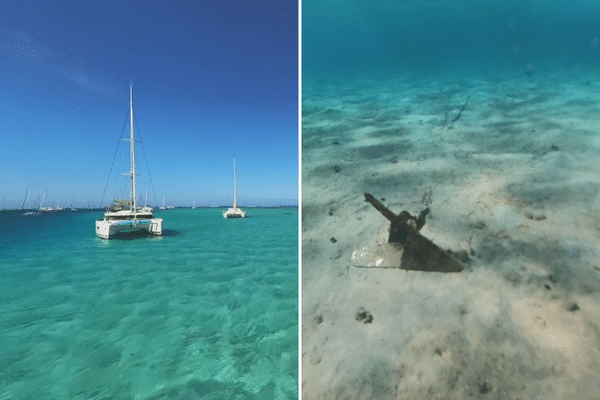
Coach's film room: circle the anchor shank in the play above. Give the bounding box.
[364,193,401,224]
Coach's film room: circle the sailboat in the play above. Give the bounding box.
[24,191,45,215]
[223,158,246,218]
[160,197,167,210]
[192,199,196,209]
[54,198,63,211]
[22,190,42,216]
[39,189,53,212]
[70,195,77,211]
[38,190,62,212]
[21,189,30,210]
[95,83,163,239]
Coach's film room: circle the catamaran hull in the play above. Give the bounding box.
[223,208,246,218]
[95,218,163,239]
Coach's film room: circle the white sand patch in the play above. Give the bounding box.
[303,73,600,399]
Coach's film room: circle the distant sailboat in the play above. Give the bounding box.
[160,197,174,209]
[22,189,30,210]
[21,189,41,215]
[54,198,63,211]
[223,158,246,218]
[95,82,163,239]
[23,192,42,215]
[39,190,62,212]
[192,199,196,209]
[70,195,77,211]
[39,189,53,212]
[23,190,46,215]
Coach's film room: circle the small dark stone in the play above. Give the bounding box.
[328,208,334,216]
[568,303,580,312]
[356,308,373,324]
[472,221,486,229]
[545,284,551,290]
[315,315,323,324]
[479,382,492,394]
[525,210,546,221]
[551,144,559,151]
[595,266,600,271]
[469,248,476,256]
[333,165,341,173]
[390,156,399,164]
[548,275,557,284]
[332,140,340,145]
[380,198,385,202]
[330,237,337,243]
[434,348,442,356]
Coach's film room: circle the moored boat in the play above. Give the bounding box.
[223,158,246,219]
[95,83,163,239]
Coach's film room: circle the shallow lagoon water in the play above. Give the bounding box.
[0,207,298,400]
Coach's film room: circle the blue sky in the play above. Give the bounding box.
[1,0,298,208]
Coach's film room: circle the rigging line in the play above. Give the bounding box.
[100,107,130,207]
[134,118,159,207]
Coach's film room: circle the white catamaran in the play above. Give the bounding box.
[95,83,163,239]
[223,158,246,218]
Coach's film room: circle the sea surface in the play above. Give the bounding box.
[0,207,298,400]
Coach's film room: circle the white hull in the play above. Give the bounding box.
[223,207,246,218]
[40,207,61,212]
[96,218,162,239]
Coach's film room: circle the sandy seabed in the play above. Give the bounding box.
[301,71,600,399]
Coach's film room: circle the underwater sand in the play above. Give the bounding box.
[301,71,600,399]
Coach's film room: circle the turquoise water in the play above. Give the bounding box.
[0,208,298,400]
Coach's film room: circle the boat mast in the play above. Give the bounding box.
[233,158,237,209]
[130,81,137,216]
[22,189,30,210]
[40,189,46,209]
